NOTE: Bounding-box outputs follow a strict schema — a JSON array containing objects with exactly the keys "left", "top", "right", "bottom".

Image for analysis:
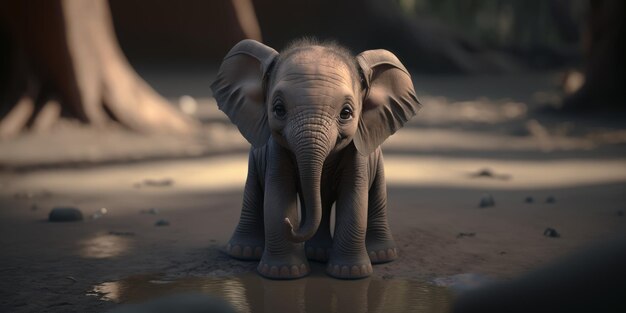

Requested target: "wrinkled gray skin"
[{"left": 211, "top": 39, "right": 420, "bottom": 279}]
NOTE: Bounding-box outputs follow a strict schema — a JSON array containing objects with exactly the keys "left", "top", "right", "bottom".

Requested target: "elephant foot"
[
  {"left": 257, "top": 251, "right": 310, "bottom": 279},
  {"left": 226, "top": 235, "right": 264, "bottom": 260},
  {"left": 366, "top": 238, "right": 398, "bottom": 264},
  {"left": 326, "top": 261, "right": 373, "bottom": 279},
  {"left": 327, "top": 251, "right": 373, "bottom": 279},
  {"left": 368, "top": 247, "right": 398, "bottom": 264}
]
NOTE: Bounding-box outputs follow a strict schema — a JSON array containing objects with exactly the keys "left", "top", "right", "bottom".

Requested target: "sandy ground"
[{"left": 1, "top": 72, "right": 625, "bottom": 312}]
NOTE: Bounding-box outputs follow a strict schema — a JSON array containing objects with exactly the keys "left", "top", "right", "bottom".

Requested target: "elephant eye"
[
  {"left": 340, "top": 106, "right": 353, "bottom": 120},
  {"left": 273, "top": 103, "right": 287, "bottom": 119}
]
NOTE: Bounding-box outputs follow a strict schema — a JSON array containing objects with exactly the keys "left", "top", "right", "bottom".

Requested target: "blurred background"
[
  {"left": 0, "top": 0, "right": 624, "bottom": 160},
  {"left": 0, "top": 1, "right": 625, "bottom": 312}
]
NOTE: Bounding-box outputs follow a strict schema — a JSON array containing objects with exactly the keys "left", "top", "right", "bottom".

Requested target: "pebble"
[
  {"left": 469, "top": 168, "right": 511, "bottom": 180},
  {"left": 543, "top": 227, "right": 560, "bottom": 238},
  {"left": 618, "top": 210, "right": 624, "bottom": 217},
  {"left": 49, "top": 207, "right": 83, "bottom": 222},
  {"left": 457, "top": 232, "right": 476, "bottom": 238},
  {"left": 155, "top": 219, "right": 170, "bottom": 226},
  {"left": 524, "top": 196, "right": 534, "bottom": 203},
  {"left": 479, "top": 194, "right": 495, "bottom": 208},
  {"left": 473, "top": 168, "right": 494, "bottom": 178},
  {"left": 546, "top": 196, "right": 556, "bottom": 203}
]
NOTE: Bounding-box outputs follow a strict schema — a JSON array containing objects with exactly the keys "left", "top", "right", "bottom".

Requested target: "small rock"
[
  {"left": 546, "top": 196, "right": 556, "bottom": 203},
  {"left": 469, "top": 168, "right": 511, "bottom": 180},
  {"left": 457, "top": 232, "right": 476, "bottom": 238},
  {"left": 382, "top": 274, "right": 394, "bottom": 280},
  {"left": 498, "top": 251, "right": 506, "bottom": 255},
  {"left": 543, "top": 227, "right": 560, "bottom": 238},
  {"left": 155, "top": 219, "right": 170, "bottom": 227},
  {"left": 472, "top": 168, "right": 494, "bottom": 178},
  {"left": 31, "top": 204, "right": 39, "bottom": 211},
  {"left": 479, "top": 194, "right": 495, "bottom": 208},
  {"left": 49, "top": 207, "right": 83, "bottom": 222},
  {"left": 617, "top": 210, "right": 624, "bottom": 217},
  {"left": 524, "top": 196, "right": 534, "bottom": 203}
]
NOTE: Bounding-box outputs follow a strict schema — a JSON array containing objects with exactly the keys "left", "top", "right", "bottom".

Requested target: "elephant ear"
[
  {"left": 354, "top": 49, "right": 421, "bottom": 155},
  {"left": 210, "top": 39, "right": 278, "bottom": 148}
]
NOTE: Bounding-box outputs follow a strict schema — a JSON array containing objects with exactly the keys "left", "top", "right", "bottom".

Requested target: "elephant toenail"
[
  {"left": 377, "top": 250, "right": 387, "bottom": 260},
  {"left": 332, "top": 265, "right": 340, "bottom": 276},
  {"left": 369, "top": 251, "right": 378, "bottom": 262},
  {"left": 260, "top": 264, "right": 269, "bottom": 275},
  {"left": 243, "top": 246, "right": 252, "bottom": 258},
  {"left": 361, "top": 264, "right": 368, "bottom": 274},
  {"left": 300, "top": 264, "right": 307, "bottom": 274},
  {"left": 290, "top": 265, "right": 300, "bottom": 276},
  {"left": 231, "top": 245, "right": 242, "bottom": 257},
  {"left": 341, "top": 266, "right": 349, "bottom": 277},
  {"left": 269, "top": 266, "right": 279, "bottom": 276},
  {"left": 351, "top": 265, "right": 360, "bottom": 276},
  {"left": 280, "top": 266, "right": 290, "bottom": 277}
]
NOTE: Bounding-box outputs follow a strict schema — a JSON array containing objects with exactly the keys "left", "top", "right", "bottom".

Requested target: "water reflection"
[
  {"left": 79, "top": 233, "right": 130, "bottom": 259},
  {"left": 91, "top": 272, "right": 452, "bottom": 313}
]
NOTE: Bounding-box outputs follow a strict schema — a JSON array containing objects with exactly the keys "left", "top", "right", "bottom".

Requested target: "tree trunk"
[{"left": 0, "top": 0, "right": 202, "bottom": 139}]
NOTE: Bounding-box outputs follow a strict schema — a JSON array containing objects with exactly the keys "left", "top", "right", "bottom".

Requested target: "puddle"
[{"left": 90, "top": 273, "right": 455, "bottom": 313}]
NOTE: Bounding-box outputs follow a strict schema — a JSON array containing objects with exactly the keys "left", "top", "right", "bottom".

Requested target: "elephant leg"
[
  {"left": 366, "top": 153, "right": 398, "bottom": 264},
  {"left": 258, "top": 138, "right": 309, "bottom": 279},
  {"left": 227, "top": 150, "right": 265, "bottom": 260},
  {"left": 327, "top": 149, "right": 372, "bottom": 279},
  {"left": 305, "top": 195, "right": 334, "bottom": 262}
]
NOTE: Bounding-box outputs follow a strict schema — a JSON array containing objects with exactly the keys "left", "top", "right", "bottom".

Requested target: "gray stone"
[
  {"left": 49, "top": 207, "right": 83, "bottom": 222},
  {"left": 479, "top": 194, "right": 495, "bottom": 208},
  {"left": 543, "top": 227, "right": 560, "bottom": 238},
  {"left": 155, "top": 219, "right": 170, "bottom": 226}
]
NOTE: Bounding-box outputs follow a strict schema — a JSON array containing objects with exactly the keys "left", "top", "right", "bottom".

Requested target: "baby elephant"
[{"left": 211, "top": 39, "right": 420, "bottom": 279}]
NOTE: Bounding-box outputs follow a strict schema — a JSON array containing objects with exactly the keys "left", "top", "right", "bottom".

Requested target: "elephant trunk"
[{"left": 284, "top": 125, "right": 332, "bottom": 243}]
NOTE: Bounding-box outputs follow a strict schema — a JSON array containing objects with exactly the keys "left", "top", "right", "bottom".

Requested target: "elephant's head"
[{"left": 211, "top": 39, "right": 420, "bottom": 243}]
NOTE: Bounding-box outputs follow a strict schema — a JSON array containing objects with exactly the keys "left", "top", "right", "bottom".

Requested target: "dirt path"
[{"left": 1, "top": 153, "right": 625, "bottom": 312}]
